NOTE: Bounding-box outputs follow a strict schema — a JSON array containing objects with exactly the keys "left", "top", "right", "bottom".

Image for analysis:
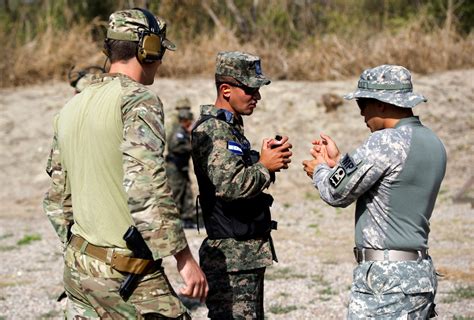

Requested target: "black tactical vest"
[{"left": 192, "top": 111, "right": 275, "bottom": 240}]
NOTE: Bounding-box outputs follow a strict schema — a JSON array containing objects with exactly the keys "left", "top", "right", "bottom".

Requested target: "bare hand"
[
  {"left": 175, "top": 246, "right": 208, "bottom": 303},
  {"left": 259, "top": 136, "right": 293, "bottom": 173},
  {"left": 312, "top": 133, "right": 340, "bottom": 168}
]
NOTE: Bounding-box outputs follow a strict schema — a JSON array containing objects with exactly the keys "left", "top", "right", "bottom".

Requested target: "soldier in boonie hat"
[
  {"left": 302, "top": 63, "right": 445, "bottom": 319},
  {"left": 344, "top": 64, "right": 427, "bottom": 108},
  {"left": 215, "top": 51, "right": 271, "bottom": 88}
]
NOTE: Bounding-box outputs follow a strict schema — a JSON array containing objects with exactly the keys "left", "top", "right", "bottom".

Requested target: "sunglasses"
[{"left": 228, "top": 83, "right": 260, "bottom": 96}]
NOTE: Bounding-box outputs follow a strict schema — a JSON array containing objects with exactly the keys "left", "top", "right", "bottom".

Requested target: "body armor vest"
[{"left": 192, "top": 111, "right": 275, "bottom": 240}]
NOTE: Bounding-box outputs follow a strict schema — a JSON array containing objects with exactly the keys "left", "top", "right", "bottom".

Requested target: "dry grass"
[
  {"left": 2, "top": 19, "right": 105, "bottom": 87},
  {"left": 3, "top": 18, "right": 473, "bottom": 88}
]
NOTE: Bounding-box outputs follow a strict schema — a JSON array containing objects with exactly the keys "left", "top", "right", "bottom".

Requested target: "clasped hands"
[{"left": 302, "top": 133, "right": 340, "bottom": 178}]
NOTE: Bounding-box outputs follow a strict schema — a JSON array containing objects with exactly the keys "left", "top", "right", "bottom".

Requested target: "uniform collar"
[
  {"left": 395, "top": 116, "right": 422, "bottom": 129},
  {"left": 200, "top": 104, "right": 243, "bottom": 126},
  {"left": 90, "top": 73, "right": 134, "bottom": 84}
]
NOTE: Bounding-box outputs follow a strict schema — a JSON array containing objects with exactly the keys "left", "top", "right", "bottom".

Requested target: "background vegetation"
[{"left": 0, "top": 0, "right": 473, "bottom": 87}]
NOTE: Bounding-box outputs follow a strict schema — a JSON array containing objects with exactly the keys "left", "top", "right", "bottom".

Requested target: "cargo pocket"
[
  {"left": 131, "top": 270, "right": 188, "bottom": 318},
  {"left": 400, "top": 260, "right": 436, "bottom": 295}
]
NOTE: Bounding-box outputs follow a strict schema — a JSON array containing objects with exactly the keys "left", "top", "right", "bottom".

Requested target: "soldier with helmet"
[
  {"left": 43, "top": 8, "right": 207, "bottom": 319},
  {"left": 192, "top": 51, "right": 293, "bottom": 319},
  {"left": 166, "top": 98, "right": 197, "bottom": 228},
  {"left": 303, "top": 65, "right": 446, "bottom": 318}
]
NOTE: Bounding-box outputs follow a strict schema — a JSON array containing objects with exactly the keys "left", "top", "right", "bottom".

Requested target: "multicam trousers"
[
  {"left": 204, "top": 267, "right": 266, "bottom": 320},
  {"left": 348, "top": 258, "right": 437, "bottom": 319},
  {"left": 63, "top": 244, "right": 189, "bottom": 319}
]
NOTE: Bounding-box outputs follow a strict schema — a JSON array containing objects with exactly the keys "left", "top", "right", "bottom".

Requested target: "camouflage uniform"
[
  {"left": 191, "top": 52, "right": 274, "bottom": 319},
  {"left": 68, "top": 65, "right": 106, "bottom": 93},
  {"left": 313, "top": 65, "right": 447, "bottom": 319},
  {"left": 43, "top": 9, "right": 189, "bottom": 319},
  {"left": 166, "top": 102, "right": 195, "bottom": 223}
]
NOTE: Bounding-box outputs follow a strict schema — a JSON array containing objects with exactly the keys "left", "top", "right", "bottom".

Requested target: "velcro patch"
[
  {"left": 255, "top": 61, "right": 262, "bottom": 75},
  {"left": 329, "top": 166, "right": 346, "bottom": 188},
  {"left": 340, "top": 154, "right": 357, "bottom": 175},
  {"left": 227, "top": 141, "right": 243, "bottom": 155}
]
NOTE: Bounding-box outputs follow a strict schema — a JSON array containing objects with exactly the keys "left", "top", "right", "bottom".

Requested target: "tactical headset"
[
  {"left": 103, "top": 8, "right": 168, "bottom": 64},
  {"left": 134, "top": 8, "right": 166, "bottom": 63}
]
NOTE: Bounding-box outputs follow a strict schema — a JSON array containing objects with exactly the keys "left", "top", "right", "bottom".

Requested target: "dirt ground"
[{"left": 0, "top": 69, "right": 473, "bottom": 319}]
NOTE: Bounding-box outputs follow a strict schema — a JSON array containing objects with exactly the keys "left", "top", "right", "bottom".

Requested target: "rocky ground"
[{"left": 0, "top": 69, "right": 473, "bottom": 319}]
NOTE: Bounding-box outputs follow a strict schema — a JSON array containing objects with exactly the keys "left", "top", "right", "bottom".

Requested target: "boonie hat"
[
  {"left": 216, "top": 51, "right": 271, "bottom": 88},
  {"left": 107, "top": 9, "right": 176, "bottom": 51},
  {"left": 344, "top": 64, "right": 427, "bottom": 108}
]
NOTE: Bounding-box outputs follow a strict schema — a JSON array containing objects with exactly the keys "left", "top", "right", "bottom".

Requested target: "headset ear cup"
[{"left": 137, "top": 47, "right": 146, "bottom": 63}]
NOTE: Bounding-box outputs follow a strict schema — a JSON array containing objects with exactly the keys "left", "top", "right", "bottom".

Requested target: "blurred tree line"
[
  {"left": 1, "top": 0, "right": 472, "bottom": 86},
  {"left": 1, "top": 0, "right": 473, "bottom": 46}
]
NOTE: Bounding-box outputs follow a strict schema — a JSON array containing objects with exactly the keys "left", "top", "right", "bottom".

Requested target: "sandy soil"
[{"left": 0, "top": 69, "right": 473, "bottom": 319}]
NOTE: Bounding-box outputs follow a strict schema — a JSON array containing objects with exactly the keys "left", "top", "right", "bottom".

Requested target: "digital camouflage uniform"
[
  {"left": 191, "top": 52, "right": 275, "bottom": 319},
  {"left": 313, "top": 65, "right": 447, "bottom": 319},
  {"left": 43, "top": 9, "right": 189, "bottom": 319},
  {"left": 166, "top": 101, "right": 195, "bottom": 223}
]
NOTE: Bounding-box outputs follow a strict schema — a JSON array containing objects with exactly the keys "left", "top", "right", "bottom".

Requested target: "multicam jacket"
[
  {"left": 43, "top": 73, "right": 187, "bottom": 260},
  {"left": 192, "top": 104, "right": 274, "bottom": 272},
  {"left": 313, "top": 117, "right": 447, "bottom": 251}
]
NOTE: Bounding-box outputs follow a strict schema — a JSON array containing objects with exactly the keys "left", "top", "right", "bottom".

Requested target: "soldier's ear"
[{"left": 220, "top": 83, "right": 232, "bottom": 97}]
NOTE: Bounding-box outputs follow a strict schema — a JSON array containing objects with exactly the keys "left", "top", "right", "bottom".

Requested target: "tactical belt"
[
  {"left": 354, "top": 247, "right": 429, "bottom": 263},
  {"left": 69, "top": 235, "right": 160, "bottom": 274}
]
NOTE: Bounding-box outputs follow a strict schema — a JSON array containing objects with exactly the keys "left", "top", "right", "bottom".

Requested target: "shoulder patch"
[
  {"left": 329, "top": 166, "right": 346, "bottom": 188},
  {"left": 340, "top": 153, "right": 357, "bottom": 175},
  {"left": 176, "top": 132, "right": 185, "bottom": 139},
  {"left": 227, "top": 141, "right": 243, "bottom": 155}
]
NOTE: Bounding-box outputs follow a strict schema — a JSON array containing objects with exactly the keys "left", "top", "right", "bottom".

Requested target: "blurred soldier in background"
[
  {"left": 192, "top": 51, "right": 292, "bottom": 319},
  {"left": 43, "top": 8, "right": 207, "bottom": 319},
  {"left": 166, "top": 98, "right": 197, "bottom": 228},
  {"left": 68, "top": 65, "right": 105, "bottom": 94},
  {"left": 303, "top": 65, "right": 446, "bottom": 319}
]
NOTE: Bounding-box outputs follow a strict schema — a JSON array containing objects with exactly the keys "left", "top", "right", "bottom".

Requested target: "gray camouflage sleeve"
[
  {"left": 121, "top": 94, "right": 187, "bottom": 260},
  {"left": 313, "top": 132, "right": 389, "bottom": 207},
  {"left": 43, "top": 116, "right": 73, "bottom": 245}
]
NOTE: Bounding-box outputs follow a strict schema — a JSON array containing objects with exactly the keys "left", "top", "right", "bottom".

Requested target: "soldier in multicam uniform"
[
  {"left": 43, "top": 8, "right": 207, "bottom": 319},
  {"left": 68, "top": 65, "right": 105, "bottom": 94},
  {"left": 166, "top": 99, "right": 196, "bottom": 228},
  {"left": 303, "top": 65, "right": 446, "bottom": 319},
  {"left": 191, "top": 51, "right": 293, "bottom": 319}
]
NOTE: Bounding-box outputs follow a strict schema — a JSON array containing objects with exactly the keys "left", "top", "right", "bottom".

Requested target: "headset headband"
[{"left": 133, "top": 8, "right": 160, "bottom": 35}]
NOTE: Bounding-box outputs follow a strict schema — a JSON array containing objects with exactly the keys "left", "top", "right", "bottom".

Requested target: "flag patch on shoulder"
[{"left": 227, "top": 141, "right": 243, "bottom": 155}]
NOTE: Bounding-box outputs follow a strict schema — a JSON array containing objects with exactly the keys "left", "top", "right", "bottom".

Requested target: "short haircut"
[
  {"left": 215, "top": 74, "right": 242, "bottom": 92},
  {"left": 104, "top": 39, "right": 137, "bottom": 63}
]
